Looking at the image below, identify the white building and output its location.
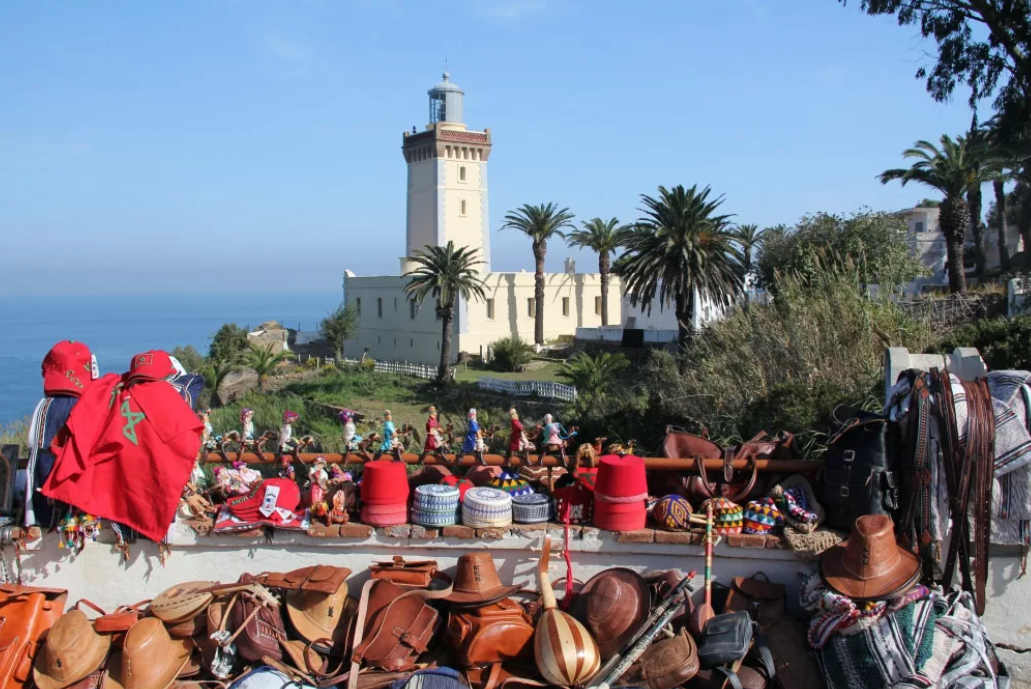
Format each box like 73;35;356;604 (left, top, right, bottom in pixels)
343;74;617;364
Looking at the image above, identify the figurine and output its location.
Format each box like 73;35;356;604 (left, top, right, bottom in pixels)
329;488;349;525
279;456;297;481
542;414;577;467
279;410;299;454
508;408;534;461
340;411;363;453
240;408;255;442
200;409;214;447
424;406;445;459
379;410;401;458
307;456;330;515
463;408;486;464
329;464;352;486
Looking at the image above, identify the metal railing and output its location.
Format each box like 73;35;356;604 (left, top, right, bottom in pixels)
477;377;577;402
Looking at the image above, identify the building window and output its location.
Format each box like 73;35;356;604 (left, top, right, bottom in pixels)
410;300;418;319
394;298;398;312
562;297;569;317
527;298;536;318
377;336;381;344
356;298;361;317
410;339;414;347
459;166;466;182
377;298;383;318
486;299;495;319
460;200;467;216
594;296;602;315
915;221;925;233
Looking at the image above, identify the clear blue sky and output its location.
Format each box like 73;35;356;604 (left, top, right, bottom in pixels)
0;0;976;296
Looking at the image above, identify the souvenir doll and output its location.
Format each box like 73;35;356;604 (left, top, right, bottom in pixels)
279;410;299;453
279;456;297;482
233;460;262;491
200;409;215;448
380;410;400;455
329;464;352;486
424;406;444;456
508;408;534;459
542;414;576;465
463;408;486;462
240;408;255;442
329;488;349;524
307;456;330;511
340;411;363;452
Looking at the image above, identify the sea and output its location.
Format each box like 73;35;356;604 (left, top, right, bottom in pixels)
0;292;342;426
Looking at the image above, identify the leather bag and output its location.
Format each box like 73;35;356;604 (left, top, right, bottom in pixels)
624;627;699;689
259;565;351;594
697;611;752;669
351;580;440;672
821;407;901;531
445;599;534;669
0;584;68;689
722;573;785;630
227;575;287;663
761;617;821;689
369;557;438;590
74;599;141;634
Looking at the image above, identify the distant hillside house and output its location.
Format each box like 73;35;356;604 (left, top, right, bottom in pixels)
342;74;615;364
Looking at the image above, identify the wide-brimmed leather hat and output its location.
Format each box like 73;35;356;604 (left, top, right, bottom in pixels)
286;578;356;652
150;582;216;625
101;619;193;689
444;553;523;608
572;568;651;659
821;514;921;600
34;610;112;689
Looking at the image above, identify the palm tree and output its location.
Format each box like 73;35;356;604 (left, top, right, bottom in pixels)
566;217;625;326
879;135;988;293
201;356;239;405
990;168;1013;271
403;241;487;383
616;184;745;352
558;351;629;411
502;203;576;345
245;343;293;390
733;223;762;301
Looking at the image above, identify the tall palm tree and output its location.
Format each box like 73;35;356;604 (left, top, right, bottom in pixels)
566;217;625;326
245;343;293;390
733;223;763;302
879;135;987;293
403;241;487;383
616;184;745;352
502;203;576;345
990;168;1013;271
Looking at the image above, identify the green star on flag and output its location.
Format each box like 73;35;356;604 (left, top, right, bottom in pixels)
121;398;146;446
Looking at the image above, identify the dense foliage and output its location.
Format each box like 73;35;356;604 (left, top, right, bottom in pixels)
756;209;925;292
209;324;249;363
320;303;359;361
490;335;534;372
558;351;629;414
938;315;1031;371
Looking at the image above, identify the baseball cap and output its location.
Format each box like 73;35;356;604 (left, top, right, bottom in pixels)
125;350;176;384
42;341;97;397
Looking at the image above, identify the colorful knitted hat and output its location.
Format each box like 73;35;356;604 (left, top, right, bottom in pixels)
462;487;513;528
768;475;823;533
652;495;693;532
701;497;743;535
489;471;534;497
742;497;784;535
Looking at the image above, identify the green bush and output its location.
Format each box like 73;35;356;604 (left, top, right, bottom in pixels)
490;335;533;372
938;315;1031;371
304;357;320;370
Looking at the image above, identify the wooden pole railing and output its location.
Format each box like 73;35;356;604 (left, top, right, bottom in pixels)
200;452;820;473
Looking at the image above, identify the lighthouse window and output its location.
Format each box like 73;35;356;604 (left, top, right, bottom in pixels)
459;166;466;182
562;297;569;317
460;200;467;216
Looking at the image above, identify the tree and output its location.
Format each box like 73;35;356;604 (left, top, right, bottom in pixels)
880;135;987;293
558;351;629;411
201;357;237;404
320;304;359;361
733;224;763;300
490;335;534;372
244;343;293;390
403;242;487;383
502;203;576;345
616;184;745;352
566;217;625;326
840;1;1031;145
170;345;205;373
965;119;992;279
209;323;249;363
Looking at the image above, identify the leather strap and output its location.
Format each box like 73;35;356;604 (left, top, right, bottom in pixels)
752;621;776;682
74;599;108;616
715;666;743;689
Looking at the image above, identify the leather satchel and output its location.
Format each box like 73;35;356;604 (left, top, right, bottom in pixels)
352;580;440;672
722;573;785;630
624;627;699;689
762;617;821;689
0;584;68;689
821;407;901;531
370;557;438;590
445;598;534;669
228;575;287;663
697;611;752;669
74;599;141;634
259;565;351;594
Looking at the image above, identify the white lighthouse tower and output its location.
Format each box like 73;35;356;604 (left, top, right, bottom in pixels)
401;73;493;272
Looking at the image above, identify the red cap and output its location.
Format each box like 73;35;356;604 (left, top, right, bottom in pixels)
227;478;302;523
593;501;647;531
360;502;409;527
442;475;474;502
125;350;175;384
594;455;647;499
360;460;410;505
42;341;96;397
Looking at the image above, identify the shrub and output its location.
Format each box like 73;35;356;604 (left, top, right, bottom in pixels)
937;315;1031;371
558;351;630;413
361;357;376;372
490;335;534;372
304;357;320;370
170;345;205;373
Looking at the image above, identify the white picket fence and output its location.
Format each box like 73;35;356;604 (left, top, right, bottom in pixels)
304;356;452;381
477;377;577;402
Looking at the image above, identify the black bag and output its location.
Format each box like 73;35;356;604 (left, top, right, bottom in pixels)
697;611;752;669
821;407;901;532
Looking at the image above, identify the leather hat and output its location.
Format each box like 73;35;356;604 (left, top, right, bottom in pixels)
34;610;112;689
101;619;193;689
573;568;651;659
821;514;921;600
285;578;357;652
150;582;216;625
444;553;523;608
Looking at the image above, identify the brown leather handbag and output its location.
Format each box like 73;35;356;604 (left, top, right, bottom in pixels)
762;617;821;689
445;598;534;669
625;627;699;689
723;573;785;630
0;584;68;689
369;557;439;590
259;565;351;594
227;575;287;663
351;580;440;672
